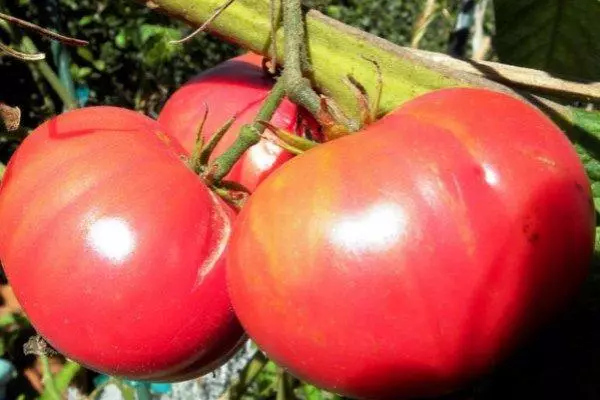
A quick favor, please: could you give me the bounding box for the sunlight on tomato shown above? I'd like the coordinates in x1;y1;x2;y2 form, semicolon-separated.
87;217;137;263
330;202;408;254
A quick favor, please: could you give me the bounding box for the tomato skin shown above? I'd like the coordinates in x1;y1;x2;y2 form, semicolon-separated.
0;107;245;380
227;88;595;399
158;53;317;191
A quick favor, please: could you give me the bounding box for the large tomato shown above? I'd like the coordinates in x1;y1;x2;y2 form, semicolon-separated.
158;53;317;191
0;107;245;381
227;88;595;399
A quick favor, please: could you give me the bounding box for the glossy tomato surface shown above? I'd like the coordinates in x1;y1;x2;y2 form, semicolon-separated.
227;88;595;399
0;107;245;380
158;53;318;191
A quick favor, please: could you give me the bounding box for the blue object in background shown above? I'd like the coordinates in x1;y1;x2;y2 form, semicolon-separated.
94;374;173;397
0;359;16;400
76;85;91;107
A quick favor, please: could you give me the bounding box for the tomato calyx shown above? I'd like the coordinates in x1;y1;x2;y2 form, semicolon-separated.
195;79;287;188
186;111;236;176
175;106;249;209
258;120;318;154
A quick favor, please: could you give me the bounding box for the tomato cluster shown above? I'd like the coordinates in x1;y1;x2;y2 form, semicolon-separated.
0;54;594;399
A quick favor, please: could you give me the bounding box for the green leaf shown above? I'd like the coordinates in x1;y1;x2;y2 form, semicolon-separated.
301;384;324;400
226;350;269;398
71;66;93;81
115;30;128;49
0;313;16;327
569;108;600;182
76;47;95;64
78;15;94;26
494;0;600;81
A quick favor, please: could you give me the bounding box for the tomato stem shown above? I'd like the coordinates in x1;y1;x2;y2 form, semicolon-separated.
206;78;286;184
39;354;62;400
281;0;357;137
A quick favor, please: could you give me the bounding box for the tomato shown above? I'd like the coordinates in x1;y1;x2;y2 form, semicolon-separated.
227;88;595;399
158;53;318;191
0;107;245;381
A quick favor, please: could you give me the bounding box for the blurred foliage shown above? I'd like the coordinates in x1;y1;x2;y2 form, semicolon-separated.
315;0;456;52
0;0;459;131
0;0;238;126
494;0;600;81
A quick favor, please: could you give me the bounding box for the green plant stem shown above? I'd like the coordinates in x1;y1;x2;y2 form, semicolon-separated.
281;0;356;133
0;12;88;46
39;355;62;400
281;0;318;116
137;0;600;139
275;368;295;400
20;36;78;110
208;78;286;183
40;360;81;400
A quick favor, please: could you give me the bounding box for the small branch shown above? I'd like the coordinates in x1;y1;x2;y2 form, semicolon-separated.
20;36;79;109
207;78;287;183
0;12;88;46
412;48;600;103
169;0;235;44
0;40;45;60
411;0;438;49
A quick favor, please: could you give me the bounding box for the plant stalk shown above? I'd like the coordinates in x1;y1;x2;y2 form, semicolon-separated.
136;0;599;122
20;36;78;109
208;78;286;183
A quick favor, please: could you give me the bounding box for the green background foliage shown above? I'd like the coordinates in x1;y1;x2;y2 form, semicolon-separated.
494;0;600;81
0;0;459;131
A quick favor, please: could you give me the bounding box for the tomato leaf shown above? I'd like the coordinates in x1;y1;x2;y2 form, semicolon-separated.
494;0;600;81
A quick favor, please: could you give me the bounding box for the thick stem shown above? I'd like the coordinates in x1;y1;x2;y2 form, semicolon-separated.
281;0;320;117
138;0;600;136
281;0;356;133
207;78;286;183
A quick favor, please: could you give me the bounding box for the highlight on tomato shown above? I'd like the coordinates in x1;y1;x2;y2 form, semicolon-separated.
0;106;245;381
158;52;318;191
226;88;595;399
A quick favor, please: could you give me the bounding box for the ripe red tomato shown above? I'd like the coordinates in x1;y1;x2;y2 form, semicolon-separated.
227;88;595;399
0;107;245;381
158;53;318;191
